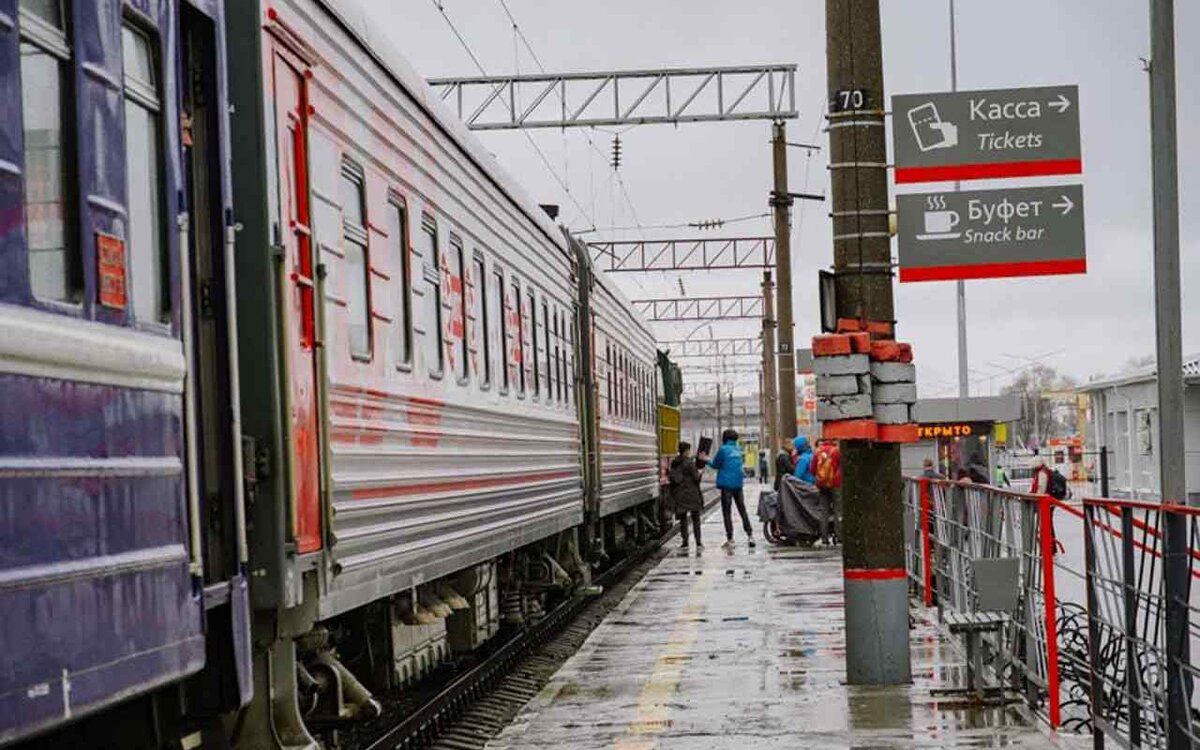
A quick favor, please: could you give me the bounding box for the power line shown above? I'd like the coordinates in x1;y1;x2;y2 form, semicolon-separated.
576;212;771;235
431;0;597;230
491;0;643;237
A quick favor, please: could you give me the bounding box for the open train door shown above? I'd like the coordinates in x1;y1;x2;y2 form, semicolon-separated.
179;0;253;717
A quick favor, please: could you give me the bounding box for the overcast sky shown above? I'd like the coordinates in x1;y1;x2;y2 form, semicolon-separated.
365;0;1199;399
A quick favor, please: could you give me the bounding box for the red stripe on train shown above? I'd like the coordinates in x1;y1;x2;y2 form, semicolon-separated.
350;469;576;500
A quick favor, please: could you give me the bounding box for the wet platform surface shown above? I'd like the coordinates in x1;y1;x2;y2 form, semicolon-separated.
491;485;1071;749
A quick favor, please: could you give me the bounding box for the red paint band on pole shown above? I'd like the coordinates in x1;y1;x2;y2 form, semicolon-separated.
899;258;1087;283
844;568;907;581
894;158;1082;184
920;479;933;607
1039;494;1062;728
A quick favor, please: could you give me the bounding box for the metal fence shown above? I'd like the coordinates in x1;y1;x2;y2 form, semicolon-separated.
903;478;1198;748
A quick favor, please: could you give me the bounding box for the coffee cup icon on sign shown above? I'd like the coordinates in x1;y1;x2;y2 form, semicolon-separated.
916;195;962;241
908;102;958;152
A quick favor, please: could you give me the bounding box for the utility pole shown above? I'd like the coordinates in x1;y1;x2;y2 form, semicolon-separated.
761;270;779;455
950;0;969;398
826;0;911;685
715;382;723;438
1148;0;1189;746
772;122;798;443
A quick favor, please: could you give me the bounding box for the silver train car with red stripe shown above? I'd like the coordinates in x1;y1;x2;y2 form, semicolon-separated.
223;1;663;746
4;0;667;747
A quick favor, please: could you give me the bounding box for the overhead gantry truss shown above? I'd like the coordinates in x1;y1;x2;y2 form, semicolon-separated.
657;337;762;358
588;237;774;273
632;295;763;322
428;64;798;131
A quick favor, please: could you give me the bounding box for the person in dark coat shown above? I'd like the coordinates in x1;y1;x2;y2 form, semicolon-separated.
774;440;795;493
669;441;706;550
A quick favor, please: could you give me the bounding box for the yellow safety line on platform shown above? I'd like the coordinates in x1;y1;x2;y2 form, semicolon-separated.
612;565;712;750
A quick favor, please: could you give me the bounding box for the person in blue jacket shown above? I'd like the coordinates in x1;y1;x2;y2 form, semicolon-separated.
710;429;755;548
793;435;816;484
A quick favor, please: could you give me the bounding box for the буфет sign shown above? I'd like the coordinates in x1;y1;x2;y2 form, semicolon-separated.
892;85;1080;183
896;184;1085;282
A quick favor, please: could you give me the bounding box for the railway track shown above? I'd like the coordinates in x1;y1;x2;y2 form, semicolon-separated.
347;489;719;750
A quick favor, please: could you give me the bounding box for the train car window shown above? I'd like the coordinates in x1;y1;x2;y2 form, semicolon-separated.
622;353;629;419
122;22;168;323
627;356;632;420
556;310;565;404
473;254;490;387
645;367;651;424
569;311;577;407
552;309;561;403
605;343;612;415
387;198;412;366
341;166;371;359
635;365;641;424
419;218;443;376
618;351;625;418
542;301;552;403
528;289;539;397
493;267;507;392
19;0;79;305
451;237;467;381
512;278;525;395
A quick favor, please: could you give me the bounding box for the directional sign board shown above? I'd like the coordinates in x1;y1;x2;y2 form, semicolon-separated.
896;185;1085;282
892;85;1080;183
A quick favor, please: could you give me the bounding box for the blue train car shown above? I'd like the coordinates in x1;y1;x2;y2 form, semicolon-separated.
0;0;249;746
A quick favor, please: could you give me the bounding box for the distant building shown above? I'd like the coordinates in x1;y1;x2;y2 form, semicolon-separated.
1078;355;1200;502
903;394;1023;480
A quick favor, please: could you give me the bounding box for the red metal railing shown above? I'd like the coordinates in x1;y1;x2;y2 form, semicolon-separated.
904;477;1199;747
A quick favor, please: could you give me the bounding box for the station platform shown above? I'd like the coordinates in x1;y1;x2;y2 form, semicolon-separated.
491;485;1071;749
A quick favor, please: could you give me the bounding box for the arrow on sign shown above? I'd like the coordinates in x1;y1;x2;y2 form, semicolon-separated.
1048;94;1071;113
1053;195;1075;215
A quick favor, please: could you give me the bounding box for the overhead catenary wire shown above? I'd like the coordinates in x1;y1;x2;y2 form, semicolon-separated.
493;0;651;244
577;212;771;235
431;0;598;231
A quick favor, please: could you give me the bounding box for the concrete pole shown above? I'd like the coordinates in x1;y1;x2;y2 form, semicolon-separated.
772;122;798;444
762;271;780;456
825;0;912;685
1148;1;1189;745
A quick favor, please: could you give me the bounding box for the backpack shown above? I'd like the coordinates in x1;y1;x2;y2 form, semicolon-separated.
813;447;836;489
1046;469;1069;500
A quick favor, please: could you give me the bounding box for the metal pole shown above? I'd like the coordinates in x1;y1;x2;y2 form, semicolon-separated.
1082;504;1105;750
1099;446;1110;498
826;0;911;685
716;381;722;437
1148;1;1190;746
949;0;969;398
1121;506;1142;746
772;122;798;444
762;270;780;456
729;391;734;435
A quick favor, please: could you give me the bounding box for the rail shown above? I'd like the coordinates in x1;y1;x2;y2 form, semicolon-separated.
361;489;721;749
903;477;1198;748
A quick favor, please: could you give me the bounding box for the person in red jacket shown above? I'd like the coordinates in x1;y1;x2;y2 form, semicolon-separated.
1030;459;1067;554
812;439;842;544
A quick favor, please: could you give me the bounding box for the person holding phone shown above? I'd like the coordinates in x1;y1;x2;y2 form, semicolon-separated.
710;429;755;549
669;441;706;551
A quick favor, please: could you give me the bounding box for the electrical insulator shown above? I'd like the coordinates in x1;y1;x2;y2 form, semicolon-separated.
611;135;622;170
